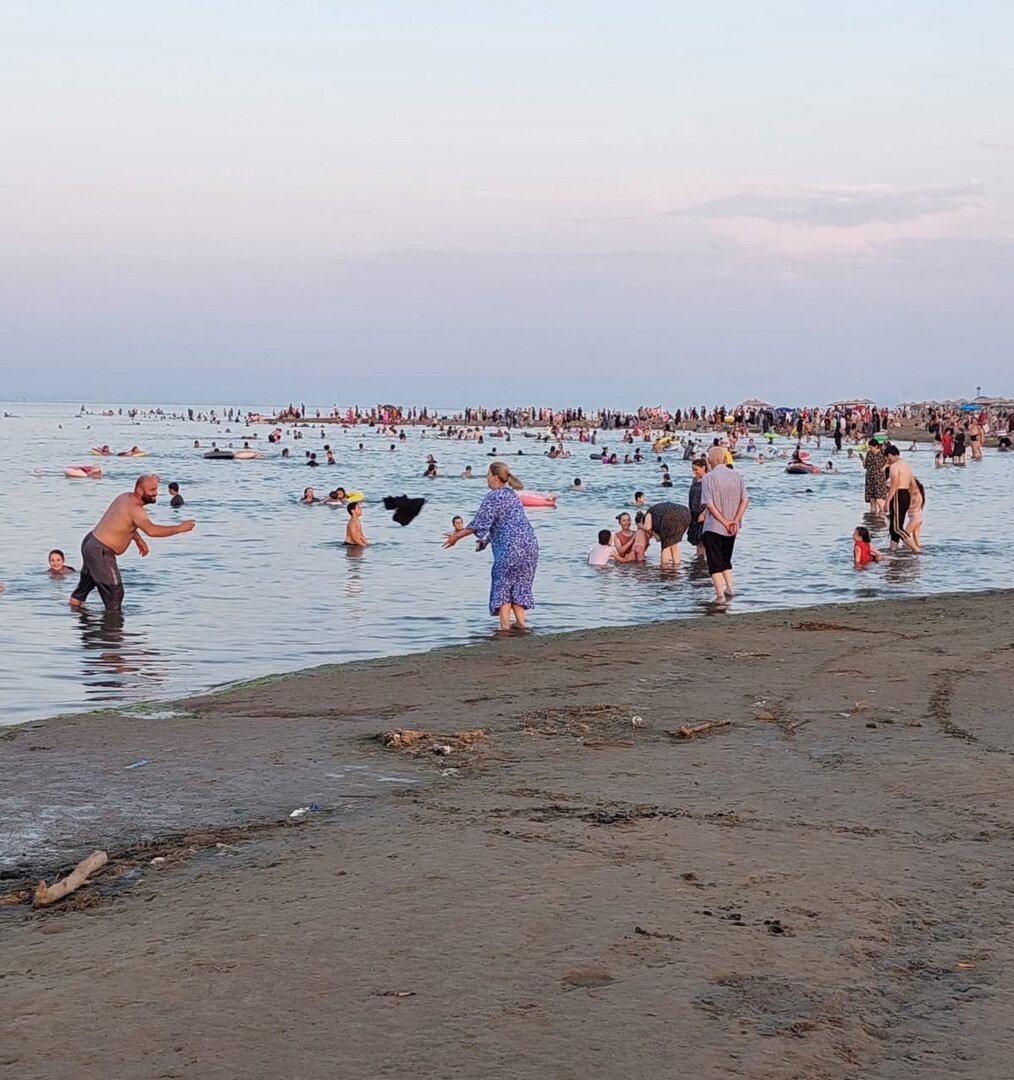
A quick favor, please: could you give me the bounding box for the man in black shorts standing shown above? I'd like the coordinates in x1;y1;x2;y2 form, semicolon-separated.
70;474;195;611
884;445;920;553
700;446;749;605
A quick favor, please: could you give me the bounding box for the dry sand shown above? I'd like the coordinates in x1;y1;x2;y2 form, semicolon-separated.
3;593;1014;1080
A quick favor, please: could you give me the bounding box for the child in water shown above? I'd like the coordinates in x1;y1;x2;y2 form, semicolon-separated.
345;502;369;546
587;530;615;566
633;512;651;562
852;526;882;568
48;549;75;575
906;479;925;550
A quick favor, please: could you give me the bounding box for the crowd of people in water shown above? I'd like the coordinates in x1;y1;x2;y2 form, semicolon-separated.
6;396;1011;618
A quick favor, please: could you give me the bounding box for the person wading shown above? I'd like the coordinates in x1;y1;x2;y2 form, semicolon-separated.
70;474;196;611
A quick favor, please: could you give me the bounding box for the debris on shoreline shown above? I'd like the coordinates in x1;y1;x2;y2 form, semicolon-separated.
34;851;109;907
668;721;733;740
377;729;486;755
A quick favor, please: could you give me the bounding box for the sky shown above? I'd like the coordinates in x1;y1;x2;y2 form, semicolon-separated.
2;1;1012;407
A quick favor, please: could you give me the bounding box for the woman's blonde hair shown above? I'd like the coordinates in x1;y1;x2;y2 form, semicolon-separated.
488;461;524;490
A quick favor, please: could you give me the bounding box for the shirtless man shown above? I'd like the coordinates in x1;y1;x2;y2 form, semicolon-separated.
884;446;920;553
345;501;369;547
70;474;196;611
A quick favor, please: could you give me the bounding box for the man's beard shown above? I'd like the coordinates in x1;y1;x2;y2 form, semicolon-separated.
141;493;157;505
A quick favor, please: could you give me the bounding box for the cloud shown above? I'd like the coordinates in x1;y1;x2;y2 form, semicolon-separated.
670;182;982;229
666;180;984;260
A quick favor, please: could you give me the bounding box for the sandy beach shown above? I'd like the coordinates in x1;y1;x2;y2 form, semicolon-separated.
3;592;1014;1079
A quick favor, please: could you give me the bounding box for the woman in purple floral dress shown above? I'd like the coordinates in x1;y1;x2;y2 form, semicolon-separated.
443;461;539;630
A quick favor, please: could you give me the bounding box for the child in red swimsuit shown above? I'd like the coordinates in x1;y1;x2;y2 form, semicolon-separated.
853;526;881;567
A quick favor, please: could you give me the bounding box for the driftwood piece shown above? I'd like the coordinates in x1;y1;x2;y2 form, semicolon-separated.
670;721;733;740
34;850;108;907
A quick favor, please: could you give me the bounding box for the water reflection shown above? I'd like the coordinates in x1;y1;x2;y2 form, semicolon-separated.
883;553;923;587
77;610;167;700
685;557;712;584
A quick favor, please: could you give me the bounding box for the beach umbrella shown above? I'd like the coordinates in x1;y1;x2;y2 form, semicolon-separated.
736;398;772;410
960;403;978;412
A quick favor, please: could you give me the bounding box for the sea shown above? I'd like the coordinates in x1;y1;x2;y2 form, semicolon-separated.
1;401;1010;726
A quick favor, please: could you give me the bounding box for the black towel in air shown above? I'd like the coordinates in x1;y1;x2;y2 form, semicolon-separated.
383;495;426;526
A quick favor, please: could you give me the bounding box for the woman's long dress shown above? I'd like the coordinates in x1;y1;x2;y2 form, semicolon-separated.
646;502;692;548
863;447;888;502
468;488;539;614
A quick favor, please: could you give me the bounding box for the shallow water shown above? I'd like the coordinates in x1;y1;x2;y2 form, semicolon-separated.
1;401;1010;724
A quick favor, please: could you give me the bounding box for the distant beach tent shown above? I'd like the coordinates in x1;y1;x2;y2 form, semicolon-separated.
828;397;877;407
960;402;979;412
736;398;773;410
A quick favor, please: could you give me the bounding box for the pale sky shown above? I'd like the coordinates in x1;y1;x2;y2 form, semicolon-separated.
2;1;1012;406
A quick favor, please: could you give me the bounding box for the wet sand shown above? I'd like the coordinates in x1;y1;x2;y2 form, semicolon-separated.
3;592;1014;1080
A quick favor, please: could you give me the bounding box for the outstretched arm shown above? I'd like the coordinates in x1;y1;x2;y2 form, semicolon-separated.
443;528;475;548
133;506;195;538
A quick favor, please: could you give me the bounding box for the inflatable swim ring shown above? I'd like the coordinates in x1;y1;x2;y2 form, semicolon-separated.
203;449;235;460
65;464;103;478
345;490;365;503
785;463;823;475
519;491;557;508
91;448;112;456
233;450;263;460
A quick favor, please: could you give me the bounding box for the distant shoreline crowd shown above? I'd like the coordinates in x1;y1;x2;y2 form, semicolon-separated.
73;397;1014;446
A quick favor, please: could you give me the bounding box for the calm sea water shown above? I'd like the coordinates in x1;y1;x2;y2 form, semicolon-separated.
1;401;1010;725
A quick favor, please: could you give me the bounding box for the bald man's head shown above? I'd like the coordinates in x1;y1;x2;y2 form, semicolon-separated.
706;446;725;468
134;474;160;505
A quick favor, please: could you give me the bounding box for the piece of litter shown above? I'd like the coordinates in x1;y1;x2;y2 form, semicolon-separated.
631;715;644;728
288;804;321;819
957;962;974;969
440;768;459;777
432;744;452;756
125;759;149;769
149;857;166;867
